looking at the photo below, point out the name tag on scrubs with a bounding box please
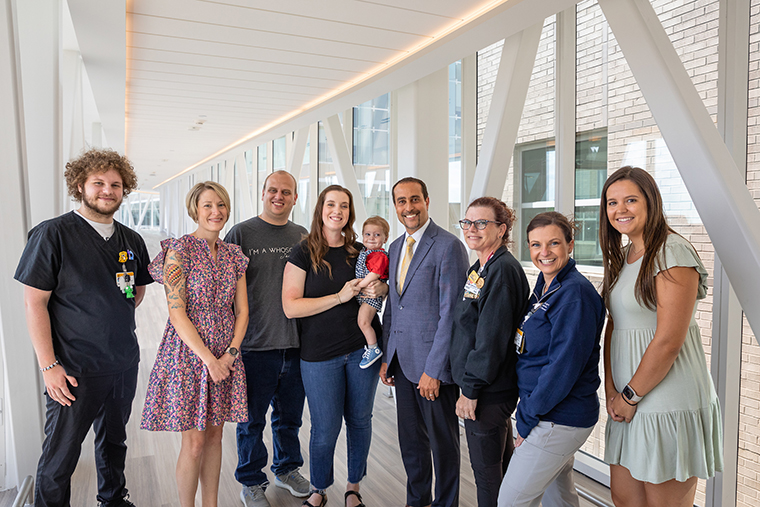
[515,328,525,354]
[116,271,136,298]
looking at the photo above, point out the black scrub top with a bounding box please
[14,212,153,377]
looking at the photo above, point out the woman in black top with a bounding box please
[283,185,386,507]
[449,197,529,507]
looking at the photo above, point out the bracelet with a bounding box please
[621,394,638,406]
[336,293,342,305]
[40,360,59,372]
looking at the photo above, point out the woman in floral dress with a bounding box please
[141,181,249,507]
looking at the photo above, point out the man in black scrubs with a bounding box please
[14,148,152,507]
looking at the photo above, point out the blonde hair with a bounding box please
[186,181,231,222]
[362,216,390,239]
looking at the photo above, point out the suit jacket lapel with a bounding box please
[399,221,438,298]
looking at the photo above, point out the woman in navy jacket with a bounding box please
[450,197,529,507]
[498,212,605,507]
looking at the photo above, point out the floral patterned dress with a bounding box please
[141,235,250,431]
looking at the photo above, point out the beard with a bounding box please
[81,190,122,218]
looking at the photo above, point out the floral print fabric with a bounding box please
[141,235,250,431]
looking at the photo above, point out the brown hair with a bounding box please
[392,177,428,202]
[467,197,516,246]
[186,181,231,223]
[526,211,577,244]
[64,148,138,201]
[362,216,390,239]
[599,166,674,310]
[306,185,359,277]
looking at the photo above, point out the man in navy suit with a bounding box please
[380,177,469,507]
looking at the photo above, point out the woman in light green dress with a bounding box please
[599,167,722,507]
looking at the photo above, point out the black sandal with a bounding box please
[344,490,366,507]
[303,490,327,507]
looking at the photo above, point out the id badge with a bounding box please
[514,328,525,354]
[116,271,135,296]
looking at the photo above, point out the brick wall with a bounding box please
[738,2,760,505]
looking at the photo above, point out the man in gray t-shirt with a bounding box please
[225,171,309,507]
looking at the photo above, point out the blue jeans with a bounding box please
[236,349,306,487]
[300,348,381,489]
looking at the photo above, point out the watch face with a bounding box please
[623,385,634,400]
[228,347,238,356]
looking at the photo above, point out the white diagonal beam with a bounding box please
[707,1,750,505]
[287,126,309,178]
[599,0,760,338]
[469,22,544,201]
[323,114,367,232]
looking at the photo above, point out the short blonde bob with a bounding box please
[186,181,231,223]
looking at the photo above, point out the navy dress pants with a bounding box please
[35,365,138,507]
[392,358,460,507]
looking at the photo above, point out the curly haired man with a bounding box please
[14,148,152,507]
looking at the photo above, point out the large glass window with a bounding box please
[353,94,390,220]
[318,120,338,192]
[517,140,555,262]
[273,136,286,171]
[449,61,463,234]
[516,130,607,265]
[574,130,607,266]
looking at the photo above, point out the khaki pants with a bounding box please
[497,421,594,507]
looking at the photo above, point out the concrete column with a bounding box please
[0,0,45,489]
[17,0,62,226]
[395,67,449,226]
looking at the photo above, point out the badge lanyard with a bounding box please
[116,249,136,299]
[515,283,559,354]
[463,251,494,300]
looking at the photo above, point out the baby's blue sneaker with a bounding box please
[360,346,383,369]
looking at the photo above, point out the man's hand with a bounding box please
[43,366,78,406]
[455,394,477,420]
[417,372,440,401]
[379,362,395,386]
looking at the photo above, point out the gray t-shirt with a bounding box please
[224,216,307,351]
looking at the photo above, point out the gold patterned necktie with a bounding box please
[398,236,416,294]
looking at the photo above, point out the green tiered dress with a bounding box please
[604,234,723,483]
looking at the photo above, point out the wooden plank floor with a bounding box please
[60,231,609,507]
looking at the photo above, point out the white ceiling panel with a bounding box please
[87,0,558,187]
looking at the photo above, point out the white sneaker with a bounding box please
[240,484,271,507]
[274,468,310,498]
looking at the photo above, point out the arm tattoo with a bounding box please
[163,250,187,311]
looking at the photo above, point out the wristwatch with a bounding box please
[225,347,239,358]
[622,384,643,404]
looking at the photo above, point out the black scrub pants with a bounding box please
[392,358,460,507]
[463,400,517,507]
[35,365,138,507]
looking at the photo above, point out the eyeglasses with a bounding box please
[459,219,502,230]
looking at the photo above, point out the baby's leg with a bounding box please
[357,303,379,346]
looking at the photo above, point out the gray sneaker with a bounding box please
[274,469,310,498]
[240,484,271,507]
